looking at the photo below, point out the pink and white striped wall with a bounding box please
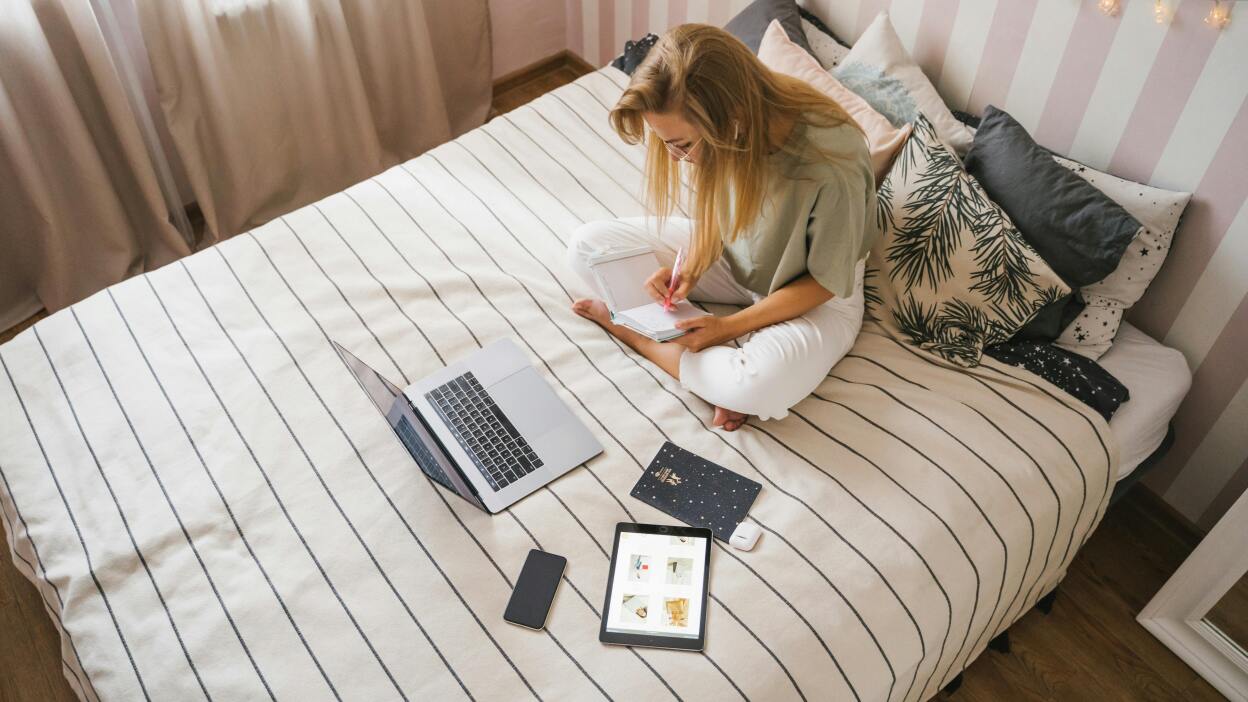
[552,0,1247,530]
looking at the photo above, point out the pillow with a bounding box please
[984,341,1129,421]
[952,110,981,129]
[797,6,850,69]
[1051,156,1192,359]
[758,20,910,184]
[801,17,849,69]
[834,12,975,155]
[724,0,815,56]
[798,6,852,48]
[963,106,1142,288]
[610,33,659,75]
[865,115,1070,367]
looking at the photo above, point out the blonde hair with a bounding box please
[609,23,862,280]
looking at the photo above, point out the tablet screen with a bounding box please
[603,529,709,640]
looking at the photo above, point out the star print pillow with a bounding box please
[985,340,1129,421]
[1051,155,1192,359]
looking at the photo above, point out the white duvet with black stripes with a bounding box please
[0,68,1116,702]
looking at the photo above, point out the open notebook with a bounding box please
[587,247,710,341]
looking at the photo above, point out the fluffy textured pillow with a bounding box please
[865,116,1070,366]
[1052,156,1192,359]
[834,12,975,155]
[758,20,910,184]
[724,0,815,56]
[964,106,1142,287]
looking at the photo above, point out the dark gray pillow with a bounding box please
[1010,292,1084,341]
[725,0,815,56]
[611,34,659,75]
[963,106,1141,288]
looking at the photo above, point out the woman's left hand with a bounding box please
[670,314,741,352]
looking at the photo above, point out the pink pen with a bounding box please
[663,248,684,312]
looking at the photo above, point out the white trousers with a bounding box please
[567,217,865,420]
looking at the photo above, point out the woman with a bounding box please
[567,24,878,432]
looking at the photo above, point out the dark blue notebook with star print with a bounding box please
[630,442,762,542]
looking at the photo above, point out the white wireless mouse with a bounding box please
[729,522,762,551]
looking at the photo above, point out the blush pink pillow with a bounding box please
[757,19,910,185]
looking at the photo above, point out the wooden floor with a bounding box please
[488,50,596,120]
[0,53,1232,702]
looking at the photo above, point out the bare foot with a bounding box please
[712,406,749,432]
[572,298,613,328]
[570,297,688,393]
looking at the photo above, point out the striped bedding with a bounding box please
[0,67,1116,702]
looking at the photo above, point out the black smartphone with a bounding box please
[504,549,567,630]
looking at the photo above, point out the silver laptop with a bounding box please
[332,338,603,513]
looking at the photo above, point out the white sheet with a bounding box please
[1101,321,1192,480]
[0,67,1115,702]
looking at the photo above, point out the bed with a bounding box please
[2,66,1141,701]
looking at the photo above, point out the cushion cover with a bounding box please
[758,20,909,185]
[984,340,1129,421]
[866,115,1069,366]
[724,0,814,56]
[797,6,850,69]
[1051,156,1192,359]
[610,33,659,75]
[963,106,1143,288]
[801,17,849,69]
[834,12,975,154]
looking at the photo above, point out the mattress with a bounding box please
[0,67,1116,702]
[1101,321,1192,480]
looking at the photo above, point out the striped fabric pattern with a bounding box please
[569,0,1248,531]
[0,68,1114,701]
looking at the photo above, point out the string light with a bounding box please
[1098,0,1122,16]
[1205,0,1232,28]
[1153,0,1173,24]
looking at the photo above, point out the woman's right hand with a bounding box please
[645,266,696,305]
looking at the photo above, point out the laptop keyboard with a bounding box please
[425,371,543,490]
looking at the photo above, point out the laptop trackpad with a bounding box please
[489,368,573,440]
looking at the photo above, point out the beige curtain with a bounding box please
[0,0,191,330]
[137,0,493,243]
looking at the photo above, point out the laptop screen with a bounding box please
[332,340,403,415]
[330,340,482,508]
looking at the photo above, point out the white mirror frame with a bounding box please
[1139,487,1248,701]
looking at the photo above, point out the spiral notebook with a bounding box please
[630,441,762,542]
[587,247,709,342]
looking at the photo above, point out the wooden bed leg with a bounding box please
[988,630,1010,654]
[1037,589,1058,615]
[941,672,964,695]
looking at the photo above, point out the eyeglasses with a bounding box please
[663,136,701,161]
[648,125,701,161]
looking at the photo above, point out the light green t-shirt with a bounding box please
[721,116,878,299]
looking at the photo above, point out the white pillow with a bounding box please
[834,12,974,155]
[1052,156,1192,359]
[801,17,849,70]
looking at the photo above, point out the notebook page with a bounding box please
[588,248,658,312]
[617,301,709,334]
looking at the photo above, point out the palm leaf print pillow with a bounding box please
[865,115,1069,367]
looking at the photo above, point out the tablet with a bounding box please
[599,522,712,651]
